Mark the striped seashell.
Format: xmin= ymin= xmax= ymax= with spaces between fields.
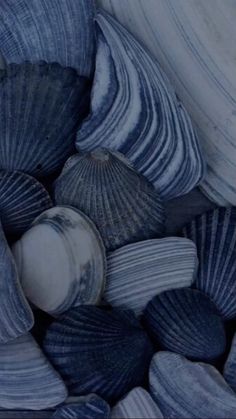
xmin=104 ymin=238 xmax=197 ymax=315
xmin=150 ymin=352 xmax=236 ymax=418
xmin=224 ymin=332 xmax=236 ymax=392
xmin=75 ymin=9 xmax=204 ymax=200
xmin=53 ymin=395 xmax=110 ymax=419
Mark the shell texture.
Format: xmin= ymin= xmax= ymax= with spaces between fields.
xmin=224 ymin=332 xmax=236 ymax=392
xmin=53 ymin=395 xmax=110 ymax=419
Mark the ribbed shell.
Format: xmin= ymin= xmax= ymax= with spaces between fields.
xmin=224 ymin=333 xmax=236 ymax=392
xmin=105 ymin=238 xmax=197 ymax=315
xmin=0 ymin=62 xmax=90 ymax=177
xmin=53 ymin=149 xmax=165 ymax=251
xmin=144 ymin=288 xmax=226 ymax=362
xmin=0 ymin=0 xmax=95 ymax=77
xmin=149 ymin=352 xmax=236 ymax=419
xmin=43 ymin=306 xmax=153 ymax=402
xmin=181 ymin=207 xmax=236 ymax=319
xmin=53 ymin=395 xmax=110 ymax=419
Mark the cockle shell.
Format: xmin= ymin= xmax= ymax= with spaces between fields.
xmin=224 ymin=332 xmax=236 ymax=392
xmin=53 ymin=395 xmax=110 ymax=419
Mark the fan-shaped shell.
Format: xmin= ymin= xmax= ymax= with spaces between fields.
xmin=181 ymin=207 xmax=236 ymax=319
xmin=144 ymin=288 xmax=226 ymax=362
xmin=224 ymin=332 xmax=236 ymax=392
xmin=53 ymin=395 xmax=110 ymax=419
xmin=53 ymin=149 xmax=165 ymax=251
xmin=149 ymin=352 xmax=236 ymax=418
xmin=105 ymin=238 xmax=197 ymax=315
xmin=12 ymin=206 xmax=106 ymax=316
xmin=0 ymin=62 xmax=90 ymax=177
xmin=42 ymin=306 xmax=153 ymax=402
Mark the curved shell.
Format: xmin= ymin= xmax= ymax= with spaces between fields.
xmin=0 ymin=170 xmax=52 ymax=235
xmin=53 ymin=395 xmax=110 ymax=419
xmin=53 ymin=149 xmax=165 ymax=251
xmin=75 ymin=9 xmax=204 ymax=200
xmin=224 ymin=333 xmax=236 ymax=392
xmin=0 ymin=0 xmax=95 ymax=77
xmin=105 ymin=238 xmax=197 ymax=315
xmin=0 ymin=62 xmax=90 ymax=177
xmin=182 ymin=207 xmax=236 ymax=319
xmin=12 ymin=206 xmax=106 ymax=316
xmin=42 ymin=306 xmax=153 ymax=402
xmin=149 ymin=352 xmax=236 ymax=418
xmin=144 ymin=288 xmax=226 ymax=362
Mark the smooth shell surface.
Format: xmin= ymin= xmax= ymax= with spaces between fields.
xmin=0 ymin=62 xmax=90 ymax=177
xmin=53 ymin=395 xmax=110 ymax=419
xmin=144 ymin=288 xmax=226 ymax=362
xmin=12 ymin=206 xmax=106 ymax=316
xmin=105 ymin=238 xmax=197 ymax=315
xmin=224 ymin=333 xmax=236 ymax=392
xmin=54 ymin=149 xmax=165 ymax=251
xmin=76 ymin=9 xmax=204 ymax=200
xmin=150 ymin=352 xmax=236 ymax=418
xmin=43 ymin=306 xmax=153 ymax=402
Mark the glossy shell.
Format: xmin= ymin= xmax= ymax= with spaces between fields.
xmin=53 ymin=395 xmax=110 ymax=419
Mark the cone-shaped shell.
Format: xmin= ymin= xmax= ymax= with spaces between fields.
xmin=53 ymin=395 xmax=110 ymax=419
xmin=224 ymin=333 xmax=236 ymax=392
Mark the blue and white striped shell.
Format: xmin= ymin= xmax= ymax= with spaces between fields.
xmin=224 ymin=332 xmax=236 ymax=392
xmin=53 ymin=395 xmax=110 ymax=419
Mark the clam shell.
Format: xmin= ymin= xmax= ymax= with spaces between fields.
xmin=224 ymin=332 xmax=236 ymax=392
xmin=75 ymin=9 xmax=204 ymax=200
xmin=53 ymin=149 xmax=165 ymax=251
xmin=42 ymin=306 xmax=153 ymax=402
xmin=0 ymin=0 xmax=95 ymax=77
xmin=53 ymin=395 xmax=110 ymax=419
xmin=104 ymin=238 xmax=197 ymax=315
xmin=149 ymin=352 xmax=236 ymax=418
xmin=12 ymin=206 xmax=106 ymax=316
xmin=182 ymin=207 xmax=236 ymax=319
xmin=144 ymin=288 xmax=226 ymax=362
xmin=0 ymin=333 xmax=67 ymax=410
xmin=0 ymin=62 xmax=90 ymax=177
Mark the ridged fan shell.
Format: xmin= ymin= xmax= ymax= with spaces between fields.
xmin=53 ymin=395 xmax=110 ymax=419
xmin=224 ymin=332 xmax=236 ymax=392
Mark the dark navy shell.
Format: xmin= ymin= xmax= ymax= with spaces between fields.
xmin=53 ymin=395 xmax=110 ymax=419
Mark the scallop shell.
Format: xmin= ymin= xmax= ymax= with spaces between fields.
xmin=75 ymin=9 xmax=204 ymax=200
xmin=144 ymin=288 xmax=226 ymax=362
xmin=12 ymin=206 xmax=106 ymax=316
xmin=53 ymin=149 xmax=165 ymax=251
xmin=182 ymin=207 xmax=236 ymax=319
xmin=104 ymin=238 xmax=197 ymax=315
xmin=149 ymin=352 xmax=236 ymax=419
xmin=0 ymin=0 xmax=95 ymax=77
xmin=0 ymin=333 xmax=67 ymax=410
xmin=43 ymin=306 xmax=153 ymax=402
xmin=224 ymin=332 xmax=236 ymax=392
xmin=0 ymin=62 xmax=90 ymax=177
xmin=0 ymin=170 xmax=52 ymax=235
xmin=53 ymin=395 xmax=110 ymax=419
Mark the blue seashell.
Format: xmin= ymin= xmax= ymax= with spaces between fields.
xmin=53 ymin=149 xmax=165 ymax=251
xmin=75 ymin=9 xmax=204 ymax=200
xmin=105 ymin=238 xmax=197 ymax=315
xmin=224 ymin=332 xmax=236 ymax=392
xmin=149 ymin=351 xmax=236 ymax=418
xmin=144 ymin=288 xmax=226 ymax=362
xmin=12 ymin=206 xmax=106 ymax=316
xmin=0 ymin=170 xmax=52 ymax=235
xmin=111 ymin=387 xmax=163 ymax=419
xmin=181 ymin=207 xmax=236 ymax=319
xmin=53 ymin=395 xmax=110 ymax=419
xmin=0 ymin=62 xmax=90 ymax=177
xmin=0 ymin=0 xmax=95 ymax=77
xmin=0 ymin=333 xmax=67 ymax=410
xmin=43 ymin=306 xmax=153 ymax=402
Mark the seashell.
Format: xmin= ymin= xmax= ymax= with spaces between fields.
xmin=53 ymin=149 xmax=165 ymax=251
xmin=149 ymin=351 xmax=236 ymax=418
xmin=224 ymin=332 xmax=236 ymax=392
xmin=53 ymin=395 xmax=110 ymax=419
xmin=0 ymin=333 xmax=67 ymax=410
xmin=181 ymin=207 xmax=236 ymax=319
xmin=0 ymin=221 xmax=33 ymax=342
xmin=0 ymin=62 xmax=90 ymax=177
xmin=0 ymin=412 xmax=51 ymax=419
xmin=111 ymin=387 xmax=163 ymax=419
xmin=75 ymin=9 xmax=204 ymax=200
xmin=104 ymin=238 xmax=197 ymax=315
xmin=42 ymin=306 xmax=153 ymax=402
xmin=0 ymin=170 xmax=52 ymax=235
xmin=0 ymin=0 xmax=95 ymax=77
xmin=144 ymin=288 xmax=226 ymax=362
xmin=12 ymin=206 xmax=106 ymax=316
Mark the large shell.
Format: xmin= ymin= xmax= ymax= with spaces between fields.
xmin=42 ymin=306 xmax=153 ymax=402
xmin=0 ymin=170 xmax=52 ymax=235
xmin=0 ymin=62 xmax=90 ymax=177
xmin=149 ymin=352 xmax=236 ymax=419
xmin=0 ymin=333 xmax=67 ymax=410
xmin=75 ymin=9 xmax=204 ymax=200
xmin=53 ymin=149 xmax=165 ymax=251
xmin=12 ymin=206 xmax=106 ymax=316
xmin=224 ymin=332 xmax=236 ymax=392
xmin=0 ymin=0 xmax=95 ymax=77
xmin=53 ymin=395 xmax=110 ymax=419
xmin=181 ymin=207 xmax=236 ymax=319
xmin=104 ymin=238 xmax=197 ymax=315
xmin=144 ymin=288 xmax=226 ymax=362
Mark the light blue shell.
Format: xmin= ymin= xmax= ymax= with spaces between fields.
xmin=53 ymin=395 xmax=110 ymax=419
xmin=224 ymin=332 xmax=236 ymax=392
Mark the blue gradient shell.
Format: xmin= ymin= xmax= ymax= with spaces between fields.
xmin=53 ymin=395 xmax=110 ymax=419
xmin=224 ymin=333 xmax=236 ymax=392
